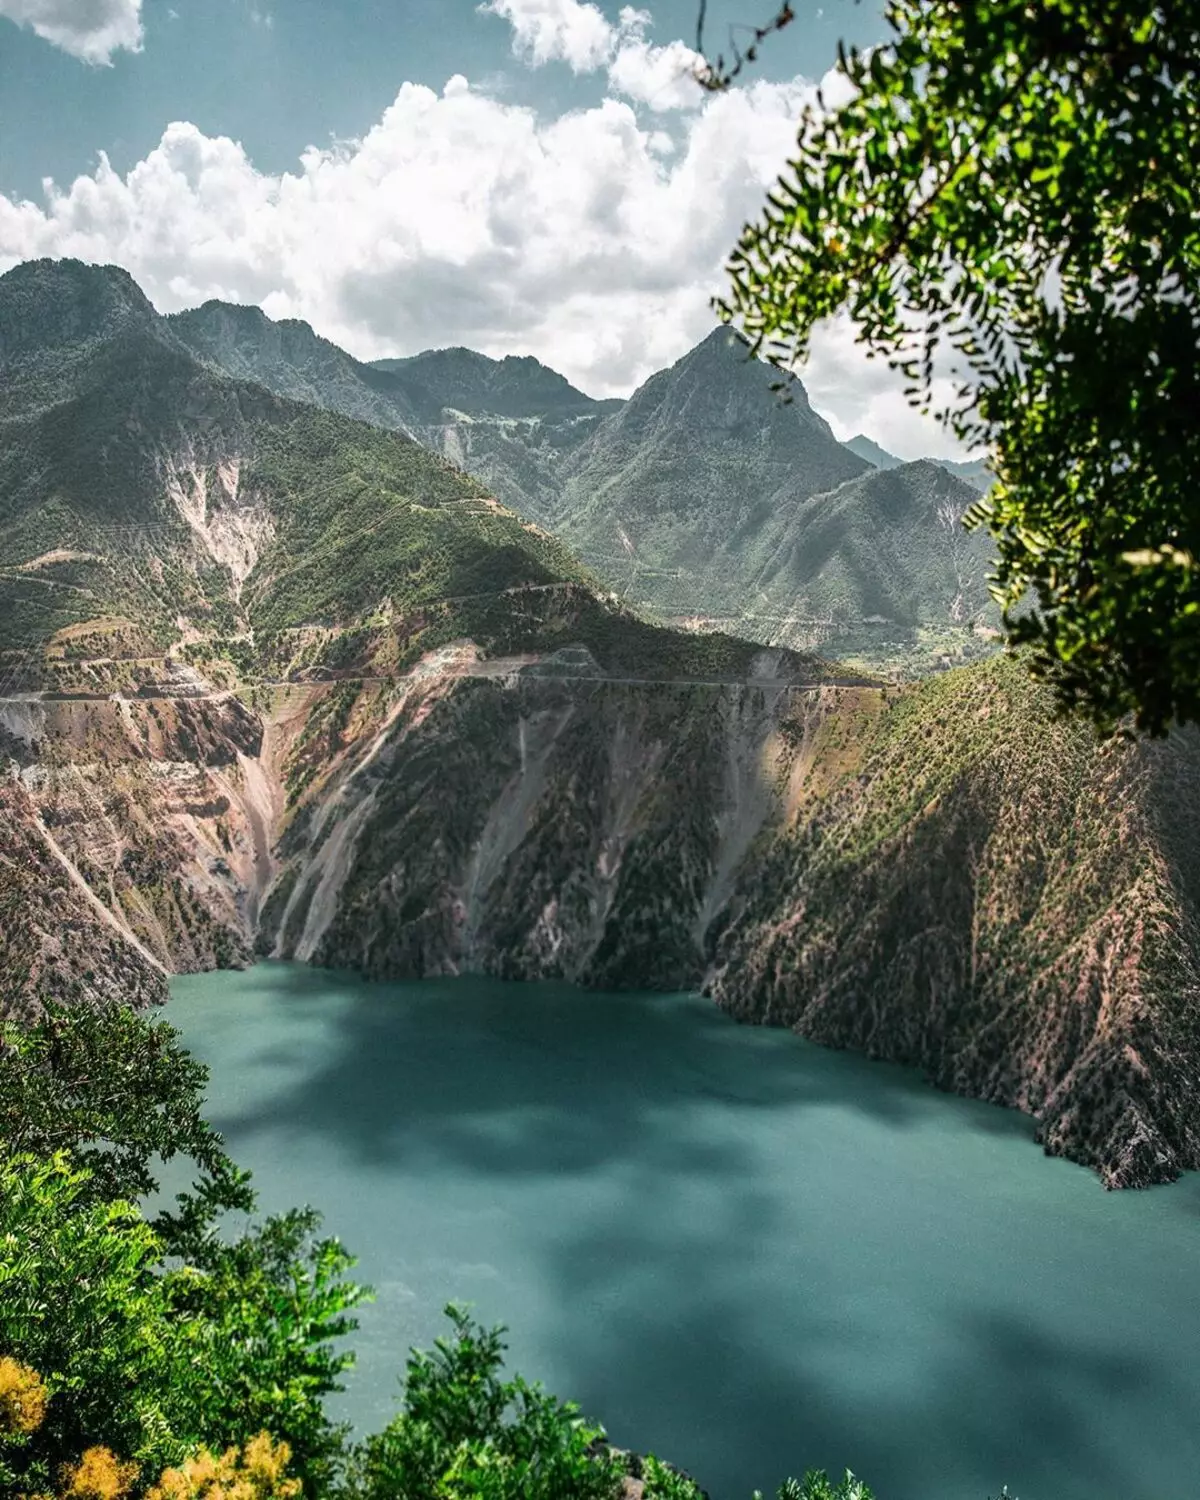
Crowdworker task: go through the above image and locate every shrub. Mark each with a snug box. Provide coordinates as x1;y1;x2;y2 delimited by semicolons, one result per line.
349;1305;625;1500
0;1152;365;1496
145;1433;301;1500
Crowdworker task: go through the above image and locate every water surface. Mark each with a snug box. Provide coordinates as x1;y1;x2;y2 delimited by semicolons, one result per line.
169;963;1200;1500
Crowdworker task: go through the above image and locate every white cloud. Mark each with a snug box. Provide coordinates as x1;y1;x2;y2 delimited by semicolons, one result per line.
480;0;613;71
606;9;703;111
481;0;704;112
804;317;969;460
0;3;961;457
0;0;142;63
0;74;819;394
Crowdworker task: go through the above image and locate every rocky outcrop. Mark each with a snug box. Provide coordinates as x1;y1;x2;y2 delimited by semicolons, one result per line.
0;693;272;1018
0;776;168;1021
6;636;1200;1189
707;660;1200;1188
263;665;835;989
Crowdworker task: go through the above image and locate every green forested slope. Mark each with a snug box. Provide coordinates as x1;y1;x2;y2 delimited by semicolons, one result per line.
555;328;869;584
171;303;619;524
746;460;994;625
1;260;815;694
168;300;999;668
550;333;995;670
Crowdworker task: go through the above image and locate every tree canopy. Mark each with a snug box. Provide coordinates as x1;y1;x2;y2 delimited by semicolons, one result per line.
713;0;1200;735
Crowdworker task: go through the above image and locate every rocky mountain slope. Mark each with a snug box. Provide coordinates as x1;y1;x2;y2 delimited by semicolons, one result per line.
0;254;836;996
171;302;618;524
5;644;1199;1189
551;334;998;668
4;258;1200;1191
171;301;1000;671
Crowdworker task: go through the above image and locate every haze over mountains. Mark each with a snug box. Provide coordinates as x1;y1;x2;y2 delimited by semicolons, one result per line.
844;433;994;494
4;257;1200;1193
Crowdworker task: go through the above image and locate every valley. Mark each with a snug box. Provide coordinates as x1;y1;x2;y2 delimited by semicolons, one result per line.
2;1;1195;1495
3;258;1200;1195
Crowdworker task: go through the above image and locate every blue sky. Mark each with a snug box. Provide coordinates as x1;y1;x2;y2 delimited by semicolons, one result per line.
0;0;963;455
1;2;885;199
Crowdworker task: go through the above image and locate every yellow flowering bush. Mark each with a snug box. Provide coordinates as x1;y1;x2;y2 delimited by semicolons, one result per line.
58;1448;139;1500
145;1433;300;1500
0;1358;48;1437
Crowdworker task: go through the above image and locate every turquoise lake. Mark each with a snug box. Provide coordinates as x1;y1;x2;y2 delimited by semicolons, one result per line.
169;963;1200;1500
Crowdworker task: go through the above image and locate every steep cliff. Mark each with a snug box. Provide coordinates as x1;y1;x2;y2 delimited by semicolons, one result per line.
708;658;1200;1187
0;692;274;1017
267;654;1200;1187
260;650;834;989
5;625;1200;1186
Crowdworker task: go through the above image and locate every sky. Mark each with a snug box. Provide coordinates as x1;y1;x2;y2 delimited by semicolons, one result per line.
0;0;965;457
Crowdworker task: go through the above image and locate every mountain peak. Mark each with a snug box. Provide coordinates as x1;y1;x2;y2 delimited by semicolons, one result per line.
844;433;903;470
170;300;331;356
188;298;275;331
0;258;160;362
371;344;605;420
607;322;831;447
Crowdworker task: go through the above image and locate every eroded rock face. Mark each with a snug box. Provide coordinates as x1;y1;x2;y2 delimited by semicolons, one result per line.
706;663;1200;1189
5;652;1200;1190
263;669;826;990
254;654;1200;1188
0;694;271;1014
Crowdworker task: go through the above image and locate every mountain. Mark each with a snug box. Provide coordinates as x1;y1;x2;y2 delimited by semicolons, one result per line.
550;332;997;669
844;433;904;470
169;308;1000;671
847;432;995;495
171;304;618;522
169;299;426;432
740;458;994;628
554;327;869;569
370;346;621;423
5;258;1200;1191
710;656;1200;1189
7;259;753;690
935;455;994;492
0;253;838;996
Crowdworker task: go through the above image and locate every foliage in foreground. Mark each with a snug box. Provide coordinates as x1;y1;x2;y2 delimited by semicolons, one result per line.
350;1304;624;1500
0;1001;252;1234
0;1149;363;1495
719;0;1200;736
0;1365;301;1500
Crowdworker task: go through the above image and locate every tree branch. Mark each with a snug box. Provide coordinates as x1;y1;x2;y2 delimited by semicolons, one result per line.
694;1;796;91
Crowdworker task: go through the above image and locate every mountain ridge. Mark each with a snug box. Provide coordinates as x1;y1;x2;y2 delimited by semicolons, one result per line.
846;431;994;494
166;287;999;669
